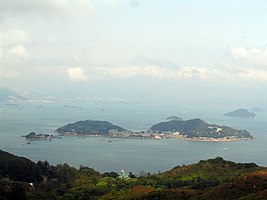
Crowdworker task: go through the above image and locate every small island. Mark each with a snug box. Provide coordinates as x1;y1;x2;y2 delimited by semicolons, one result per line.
55;118;253;142
166;116;183;121
224;108;256;118
22;132;53;141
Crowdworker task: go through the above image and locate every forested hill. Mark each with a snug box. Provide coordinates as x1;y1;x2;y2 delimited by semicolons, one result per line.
150;118;253;139
150;118;208;132
56;120;126;135
0;150;42;182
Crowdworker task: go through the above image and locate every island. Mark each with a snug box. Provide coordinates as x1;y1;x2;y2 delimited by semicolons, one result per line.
55;119;253;142
149;118;253;142
224;108;256;118
22;132;53;141
166;116;183;121
55;120;125;136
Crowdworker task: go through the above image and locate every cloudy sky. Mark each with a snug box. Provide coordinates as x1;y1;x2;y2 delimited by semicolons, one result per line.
0;0;266;105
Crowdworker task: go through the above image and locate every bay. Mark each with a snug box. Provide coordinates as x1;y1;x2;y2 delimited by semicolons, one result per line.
0;101;266;174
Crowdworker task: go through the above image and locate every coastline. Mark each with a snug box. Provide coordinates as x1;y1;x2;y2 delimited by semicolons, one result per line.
181;137;254;142
56;132;254;143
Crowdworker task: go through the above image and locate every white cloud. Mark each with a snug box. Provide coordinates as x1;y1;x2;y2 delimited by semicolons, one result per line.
0;69;19;79
62;65;212;82
47;35;59;43
230;47;267;67
97;65;211;80
0;0;95;20
8;45;29;60
67;67;87;82
103;65;169;78
242;69;267;81
180;66;208;79
0;29;29;46
95;64;267;83
100;0;119;6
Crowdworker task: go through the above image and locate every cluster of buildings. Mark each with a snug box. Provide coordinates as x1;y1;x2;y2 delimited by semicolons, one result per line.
108;129;163;139
108;129;178;140
108;129;249;142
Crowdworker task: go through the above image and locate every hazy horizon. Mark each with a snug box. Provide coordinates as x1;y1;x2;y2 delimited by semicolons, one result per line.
1;0;267;107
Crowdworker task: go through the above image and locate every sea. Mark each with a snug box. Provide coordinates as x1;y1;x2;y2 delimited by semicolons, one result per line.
0;101;266;174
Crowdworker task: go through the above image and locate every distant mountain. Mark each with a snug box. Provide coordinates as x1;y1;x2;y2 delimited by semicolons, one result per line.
56;120;126;135
149;118;253;139
224;108;256;118
251;107;264;113
166;116;183;121
0;87;26;101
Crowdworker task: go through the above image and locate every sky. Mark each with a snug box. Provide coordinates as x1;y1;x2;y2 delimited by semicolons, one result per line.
0;0;267;106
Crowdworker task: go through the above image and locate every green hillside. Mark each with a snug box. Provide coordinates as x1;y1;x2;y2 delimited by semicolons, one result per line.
1;149;266;200
0;150;42;182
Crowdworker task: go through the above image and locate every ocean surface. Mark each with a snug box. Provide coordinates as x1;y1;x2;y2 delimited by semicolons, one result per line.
0;101;266;174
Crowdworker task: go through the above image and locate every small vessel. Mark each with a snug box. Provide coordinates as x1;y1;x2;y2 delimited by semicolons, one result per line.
27;141;30;144
108;140;112;142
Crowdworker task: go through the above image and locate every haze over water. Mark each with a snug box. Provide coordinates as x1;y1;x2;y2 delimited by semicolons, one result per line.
1;101;266;174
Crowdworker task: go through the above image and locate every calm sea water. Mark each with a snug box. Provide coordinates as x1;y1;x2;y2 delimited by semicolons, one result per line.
0;101;266;174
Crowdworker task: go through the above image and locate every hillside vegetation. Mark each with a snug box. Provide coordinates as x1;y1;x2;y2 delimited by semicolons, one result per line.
0;150;266;199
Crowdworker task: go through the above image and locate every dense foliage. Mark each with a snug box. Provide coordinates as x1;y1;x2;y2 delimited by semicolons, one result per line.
150;118;209;132
1;150;266;199
0;150;42;182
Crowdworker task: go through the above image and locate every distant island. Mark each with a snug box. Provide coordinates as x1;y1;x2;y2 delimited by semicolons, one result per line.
224;108;256;118
55;118;253;142
166;116;183;121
